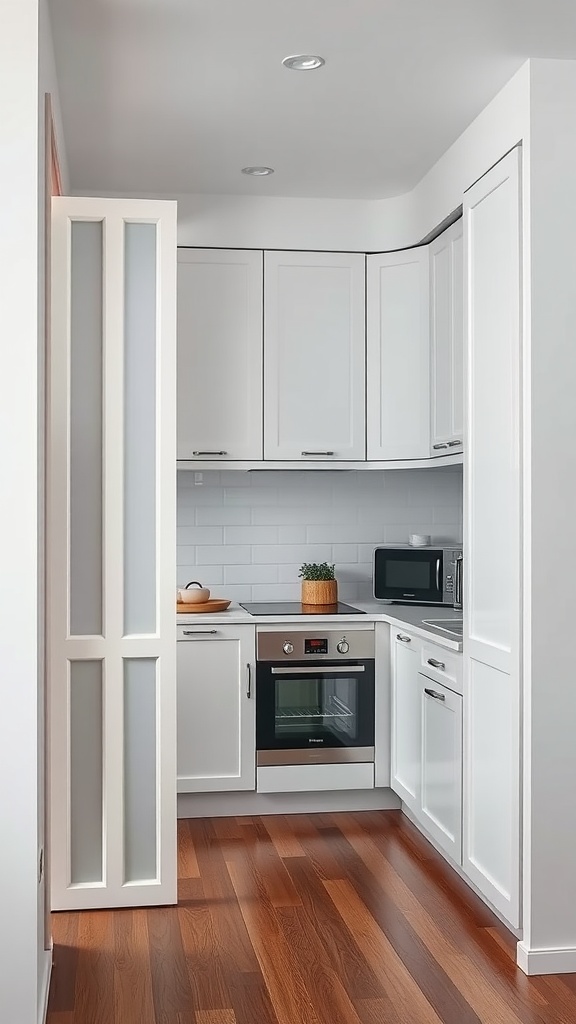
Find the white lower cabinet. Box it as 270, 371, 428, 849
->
177, 624, 256, 792
391, 629, 463, 865
391, 631, 422, 811
419, 674, 462, 863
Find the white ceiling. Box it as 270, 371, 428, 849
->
49, 0, 576, 200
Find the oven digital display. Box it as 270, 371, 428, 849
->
305, 637, 328, 655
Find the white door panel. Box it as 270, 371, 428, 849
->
49, 198, 177, 910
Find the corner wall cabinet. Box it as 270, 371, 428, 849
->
177, 249, 263, 461
366, 247, 431, 460
177, 226, 462, 468
177, 624, 256, 793
430, 219, 464, 456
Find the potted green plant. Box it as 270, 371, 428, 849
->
298, 562, 337, 607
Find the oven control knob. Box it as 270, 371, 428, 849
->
337, 638, 350, 654
282, 641, 294, 655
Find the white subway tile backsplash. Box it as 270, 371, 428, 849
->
196, 506, 251, 526
224, 525, 278, 545
196, 545, 251, 565
177, 526, 224, 546
252, 544, 333, 565
177, 469, 463, 600
278, 525, 307, 544
178, 565, 224, 586
224, 563, 279, 585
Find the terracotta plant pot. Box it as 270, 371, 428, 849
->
301, 579, 338, 606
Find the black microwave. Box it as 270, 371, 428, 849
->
373, 546, 462, 605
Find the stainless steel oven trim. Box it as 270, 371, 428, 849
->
257, 746, 375, 767
257, 629, 374, 661
270, 664, 365, 675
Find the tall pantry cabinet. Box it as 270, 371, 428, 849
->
462, 147, 522, 928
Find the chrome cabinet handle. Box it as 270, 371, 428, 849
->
182, 629, 218, 636
301, 450, 335, 457
246, 663, 252, 698
427, 657, 445, 670
192, 450, 228, 456
396, 634, 411, 643
424, 687, 446, 701
448, 439, 462, 447
432, 443, 449, 450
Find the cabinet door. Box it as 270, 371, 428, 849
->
463, 148, 521, 927
419, 676, 462, 863
430, 220, 464, 455
264, 251, 366, 461
177, 249, 263, 460
391, 632, 421, 809
177, 625, 255, 792
367, 247, 430, 460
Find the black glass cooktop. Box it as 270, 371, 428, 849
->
239, 601, 365, 616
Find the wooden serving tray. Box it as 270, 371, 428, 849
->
176, 599, 231, 614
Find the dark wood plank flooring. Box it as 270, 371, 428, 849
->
47, 810, 576, 1024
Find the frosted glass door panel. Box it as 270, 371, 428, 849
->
124, 659, 157, 882
124, 223, 157, 636
69, 221, 103, 636
70, 660, 103, 883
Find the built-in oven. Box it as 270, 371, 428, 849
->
256, 629, 375, 766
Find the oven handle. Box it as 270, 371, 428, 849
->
270, 665, 365, 675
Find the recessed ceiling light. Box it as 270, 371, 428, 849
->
282, 54, 325, 71
241, 166, 275, 176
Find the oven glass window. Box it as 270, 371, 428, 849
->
385, 559, 431, 590
274, 674, 359, 745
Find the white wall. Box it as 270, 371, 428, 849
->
177, 469, 463, 601
519, 58, 576, 967
0, 3, 46, 1024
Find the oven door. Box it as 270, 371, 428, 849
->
256, 660, 375, 766
373, 547, 444, 603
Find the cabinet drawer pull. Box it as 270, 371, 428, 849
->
432, 443, 449, 450
396, 634, 412, 643
246, 662, 252, 699
301, 450, 335, 457
427, 657, 445, 670
448, 439, 462, 447
192, 450, 228, 456
424, 687, 446, 701
182, 629, 218, 636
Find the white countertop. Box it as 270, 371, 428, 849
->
177, 601, 462, 651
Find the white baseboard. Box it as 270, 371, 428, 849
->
517, 941, 576, 975
38, 947, 52, 1024
178, 786, 401, 819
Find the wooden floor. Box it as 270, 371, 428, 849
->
47, 810, 576, 1024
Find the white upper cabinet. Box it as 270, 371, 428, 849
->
430, 220, 464, 456
177, 248, 263, 461
264, 251, 366, 461
367, 247, 430, 460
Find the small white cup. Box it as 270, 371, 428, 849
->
409, 534, 431, 548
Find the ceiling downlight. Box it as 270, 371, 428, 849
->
282, 54, 325, 71
241, 166, 275, 176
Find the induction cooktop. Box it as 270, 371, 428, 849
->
239, 601, 365, 616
